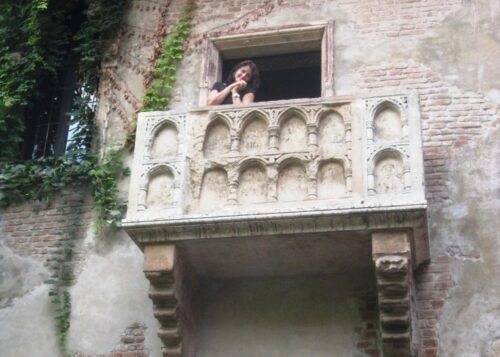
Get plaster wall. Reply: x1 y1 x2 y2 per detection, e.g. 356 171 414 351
67 231 161 356
198 273 375 357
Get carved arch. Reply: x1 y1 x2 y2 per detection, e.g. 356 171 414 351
277 106 309 127
237 158 268 205
317 159 347 199
277 157 308 202
278 108 308 152
237 109 270 132
238 110 269 154
203 117 231 158
367 97 409 143
369 148 410 194
148 121 180 159
199 167 229 210
142 164 178 210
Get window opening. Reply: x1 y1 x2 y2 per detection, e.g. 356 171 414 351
21 2 86 160
199 22 334 106
222 51 321 102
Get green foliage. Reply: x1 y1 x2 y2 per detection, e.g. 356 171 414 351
141 1 195 111
49 287 71 357
0 149 129 227
88 149 130 228
0 0 126 222
0 2 125 354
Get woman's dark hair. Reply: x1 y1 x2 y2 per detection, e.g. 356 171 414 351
225 60 260 90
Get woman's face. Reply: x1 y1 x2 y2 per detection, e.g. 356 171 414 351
234 65 252 82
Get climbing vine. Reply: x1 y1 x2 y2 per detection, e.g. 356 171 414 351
0 0 126 226
0 0 195 354
0 0 125 355
141 1 195 112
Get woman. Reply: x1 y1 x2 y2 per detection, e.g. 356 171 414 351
207 60 260 105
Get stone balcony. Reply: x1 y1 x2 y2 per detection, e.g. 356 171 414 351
123 94 430 356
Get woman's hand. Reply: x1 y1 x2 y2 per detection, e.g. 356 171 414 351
207 80 252 106
229 80 247 92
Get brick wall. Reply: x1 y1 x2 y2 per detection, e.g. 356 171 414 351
0 188 93 276
74 322 149 357
356 295 380 357
358 62 497 203
415 256 455 357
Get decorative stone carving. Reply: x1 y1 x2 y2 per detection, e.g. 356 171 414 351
318 110 345 153
146 168 175 209
143 245 181 356
199 168 228 210
268 125 280 152
375 153 404 194
279 113 307 152
151 123 179 159
238 165 267 205
203 121 230 158
278 162 307 201
372 232 415 357
143 245 198 357
374 105 402 142
240 116 268 154
126 93 425 222
317 160 346 199
366 96 409 144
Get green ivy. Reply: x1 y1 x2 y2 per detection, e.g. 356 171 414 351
0 1 125 355
49 287 71 357
0 0 195 354
0 0 126 221
141 1 195 112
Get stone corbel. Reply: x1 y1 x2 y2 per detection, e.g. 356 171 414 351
372 232 417 357
143 245 198 357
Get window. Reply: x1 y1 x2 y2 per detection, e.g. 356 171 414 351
199 22 334 106
22 59 78 159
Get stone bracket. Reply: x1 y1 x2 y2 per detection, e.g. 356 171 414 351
372 232 417 357
143 245 198 357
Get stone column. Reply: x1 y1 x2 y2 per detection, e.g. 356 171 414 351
268 126 279 152
144 245 198 357
372 232 416 357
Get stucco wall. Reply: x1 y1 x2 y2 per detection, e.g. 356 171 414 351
198 274 376 357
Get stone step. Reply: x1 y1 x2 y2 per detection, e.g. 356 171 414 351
380 314 410 331
145 271 174 284
154 307 177 324
149 287 177 304
158 327 181 346
162 344 182 357
381 332 411 342
379 297 409 313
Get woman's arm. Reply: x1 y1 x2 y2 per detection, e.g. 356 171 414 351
207 81 248 105
232 91 254 105
207 83 233 105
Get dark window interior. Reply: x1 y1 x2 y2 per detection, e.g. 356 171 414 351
23 61 78 159
222 51 321 102
22 2 85 160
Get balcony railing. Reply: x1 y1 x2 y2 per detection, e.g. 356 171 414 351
125 94 426 224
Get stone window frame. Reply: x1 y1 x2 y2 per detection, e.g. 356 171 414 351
198 21 335 106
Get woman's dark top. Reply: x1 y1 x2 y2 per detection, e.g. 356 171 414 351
211 82 255 104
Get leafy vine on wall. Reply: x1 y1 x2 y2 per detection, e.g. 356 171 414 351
0 0 195 354
0 0 126 225
0 0 126 355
